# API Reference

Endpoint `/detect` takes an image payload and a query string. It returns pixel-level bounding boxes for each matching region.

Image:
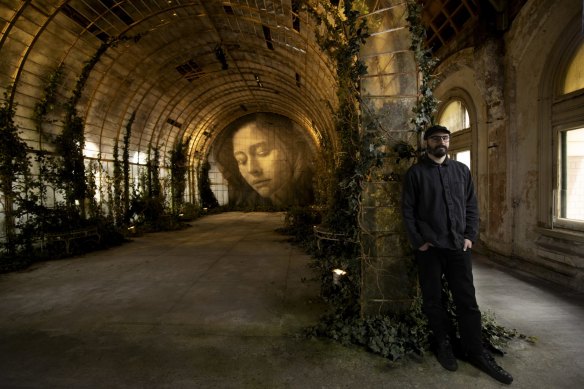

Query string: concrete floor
[0,212,583,389]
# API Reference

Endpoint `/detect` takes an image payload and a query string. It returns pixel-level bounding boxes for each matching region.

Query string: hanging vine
[112,133,122,225]
[198,158,219,209]
[405,0,439,148]
[33,64,64,142]
[170,136,189,214]
[292,0,531,362]
[122,112,133,224]
[301,0,372,341]
[304,0,369,241]
[54,42,110,215]
[113,112,135,226]
[0,89,31,258]
[53,34,143,219]
[27,65,66,243]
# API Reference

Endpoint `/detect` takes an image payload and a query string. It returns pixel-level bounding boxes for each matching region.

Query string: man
[401,124,513,385]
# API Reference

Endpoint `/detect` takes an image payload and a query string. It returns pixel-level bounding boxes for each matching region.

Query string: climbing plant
[290,0,532,362]
[54,42,112,215]
[113,112,135,226]
[52,34,142,220]
[122,112,133,224]
[112,132,123,225]
[198,159,219,209]
[405,0,439,147]
[146,143,161,199]
[33,64,64,143]
[32,64,64,211]
[170,136,189,214]
[0,89,31,257]
[305,0,369,241]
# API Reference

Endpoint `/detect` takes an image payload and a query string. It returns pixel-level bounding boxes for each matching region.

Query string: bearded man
[401,125,513,385]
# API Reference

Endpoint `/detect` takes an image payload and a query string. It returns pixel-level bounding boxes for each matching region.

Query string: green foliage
[198,159,219,209]
[178,202,205,221]
[287,2,531,365]
[113,112,135,226]
[33,64,64,134]
[405,0,439,140]
[54,113,86,207]
[279,206,322,251]
[85,160,102,218]
[308,295,430,361]
[0,34,149,269]
[53,35,141,214]
[122,112,133,224]
[146,143,161,198]
[0,89,32,256]
[170,136,189,213]
[53,41,112,211]
[112,134,123,225]
[481,310,536,354]
[32,65,65,211]
[305,0,370,240]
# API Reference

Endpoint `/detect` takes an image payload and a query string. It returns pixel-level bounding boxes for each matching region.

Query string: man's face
[426,132,450,158]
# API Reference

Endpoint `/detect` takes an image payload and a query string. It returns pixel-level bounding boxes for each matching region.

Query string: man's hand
[419,242,432,251]
[463,239,473,251]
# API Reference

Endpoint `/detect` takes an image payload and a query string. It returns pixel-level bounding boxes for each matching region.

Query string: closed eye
[253,142,271,156]
[234,152,247,165]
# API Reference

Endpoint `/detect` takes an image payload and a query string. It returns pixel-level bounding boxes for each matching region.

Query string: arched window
[439,99,470,133]
[562,40,584,94]
[438,98,472,169]
[551,38,584,228]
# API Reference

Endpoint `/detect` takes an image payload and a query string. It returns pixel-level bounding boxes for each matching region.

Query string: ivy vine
[113,112,134,226]
[170,136,190,214]
[304,0,369,242]
[0,89,31,258]
[405,0,439,147]
[290,0,531,363]
[198,159,219,209]
[54,34,143,217]
[122,112,133,224]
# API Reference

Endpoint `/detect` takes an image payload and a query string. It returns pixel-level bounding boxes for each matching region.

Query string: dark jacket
[401,154,479,250]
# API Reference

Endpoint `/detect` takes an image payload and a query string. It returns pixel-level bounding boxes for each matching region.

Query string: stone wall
[358,1,419,315]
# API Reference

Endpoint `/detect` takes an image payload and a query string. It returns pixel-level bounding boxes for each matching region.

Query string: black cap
[423,125,451,140]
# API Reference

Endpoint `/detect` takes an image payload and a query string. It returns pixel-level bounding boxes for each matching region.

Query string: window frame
[436,93,476,173]
[551,111,584,231]
[539,23,584,233]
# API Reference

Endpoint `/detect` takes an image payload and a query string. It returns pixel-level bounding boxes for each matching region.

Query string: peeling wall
[435,0,584,291]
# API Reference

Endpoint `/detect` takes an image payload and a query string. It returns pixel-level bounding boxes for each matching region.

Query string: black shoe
[468,351,513,385]
[434,339,458,371]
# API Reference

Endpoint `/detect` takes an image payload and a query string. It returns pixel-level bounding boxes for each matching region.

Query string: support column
[359,1,419,315]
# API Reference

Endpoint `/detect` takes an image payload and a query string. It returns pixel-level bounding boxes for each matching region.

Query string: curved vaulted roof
[1,0,338,167]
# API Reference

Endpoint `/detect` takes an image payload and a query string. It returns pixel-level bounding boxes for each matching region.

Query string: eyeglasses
[428,135,450,142]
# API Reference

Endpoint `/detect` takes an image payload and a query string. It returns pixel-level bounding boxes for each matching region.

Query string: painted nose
[247,157,261,175]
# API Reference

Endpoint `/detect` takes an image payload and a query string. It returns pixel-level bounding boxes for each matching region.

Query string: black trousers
[415,247,483,356]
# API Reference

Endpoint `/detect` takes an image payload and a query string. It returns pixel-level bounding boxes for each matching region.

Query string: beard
[427,144,448,158]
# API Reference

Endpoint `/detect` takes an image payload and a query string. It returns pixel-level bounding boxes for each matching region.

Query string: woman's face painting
[232,122,292,199]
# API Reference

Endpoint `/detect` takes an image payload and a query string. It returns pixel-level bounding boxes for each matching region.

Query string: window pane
[563,41,584,94]
[560,128,584,221]
[438,99,469,133]
[455,149,471,170]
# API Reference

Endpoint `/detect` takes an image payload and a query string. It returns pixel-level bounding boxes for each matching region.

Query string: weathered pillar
[474,38,510,253]
[359,1,419,315]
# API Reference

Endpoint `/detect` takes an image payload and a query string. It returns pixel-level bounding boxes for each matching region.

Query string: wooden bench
[44,227,101,255]
[313,225,357,251]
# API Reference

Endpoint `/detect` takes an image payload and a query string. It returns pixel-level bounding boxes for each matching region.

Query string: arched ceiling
[0,0,339,166]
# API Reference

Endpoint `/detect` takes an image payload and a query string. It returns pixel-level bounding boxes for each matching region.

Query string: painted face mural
[213,113,316,208]
[232,122,293,201]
